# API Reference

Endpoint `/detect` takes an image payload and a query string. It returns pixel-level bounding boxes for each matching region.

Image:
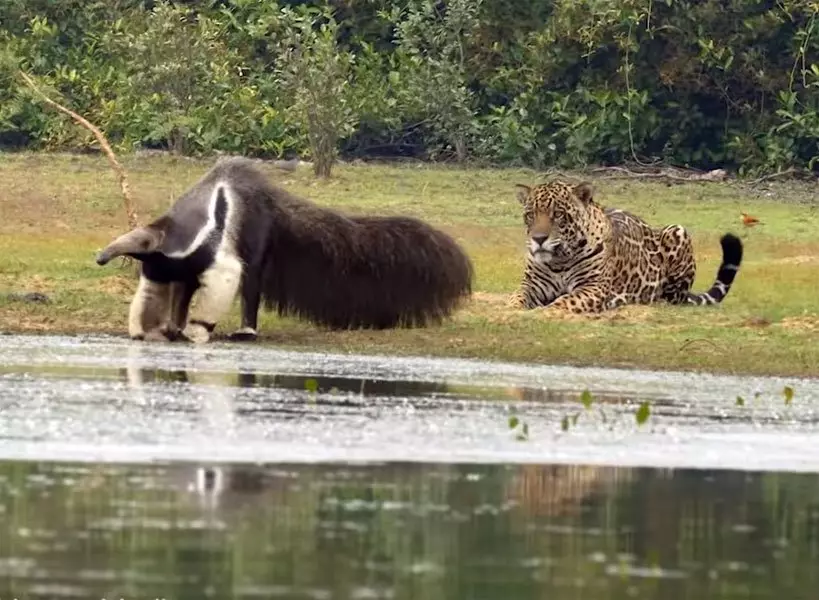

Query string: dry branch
[588,165,725,182]
[18,71,139,229]
[746,167,797,186]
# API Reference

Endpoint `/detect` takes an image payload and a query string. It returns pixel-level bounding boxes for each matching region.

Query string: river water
[0,334,816,598]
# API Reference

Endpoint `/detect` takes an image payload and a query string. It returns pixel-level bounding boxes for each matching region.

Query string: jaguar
[508,180,743,313]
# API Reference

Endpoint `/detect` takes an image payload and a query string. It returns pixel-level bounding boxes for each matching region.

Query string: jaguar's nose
[532,234,548,246]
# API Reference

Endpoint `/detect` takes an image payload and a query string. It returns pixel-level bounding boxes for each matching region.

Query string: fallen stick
[746,167,797,186]
[18,70,139,229]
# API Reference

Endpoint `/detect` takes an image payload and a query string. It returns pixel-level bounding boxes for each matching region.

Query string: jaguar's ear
[573,182,594,204]
[514,184,531,205]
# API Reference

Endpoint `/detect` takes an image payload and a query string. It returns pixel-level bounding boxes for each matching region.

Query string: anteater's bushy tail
[254,186,474,329]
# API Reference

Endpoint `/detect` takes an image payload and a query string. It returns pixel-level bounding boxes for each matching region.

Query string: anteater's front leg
[156,281,198,341]
[182,254,243,344]
[128,275,172,340]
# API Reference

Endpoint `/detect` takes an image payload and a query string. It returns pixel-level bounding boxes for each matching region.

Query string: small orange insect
[740,212,761,227]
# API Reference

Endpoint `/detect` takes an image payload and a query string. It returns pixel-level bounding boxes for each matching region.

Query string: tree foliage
[1,0,818,176]
[272,4,357,177]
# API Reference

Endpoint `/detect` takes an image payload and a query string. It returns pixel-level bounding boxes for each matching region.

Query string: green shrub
[1,0,817,175]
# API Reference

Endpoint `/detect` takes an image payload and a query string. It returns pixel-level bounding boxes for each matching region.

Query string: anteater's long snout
[96,227,162,266]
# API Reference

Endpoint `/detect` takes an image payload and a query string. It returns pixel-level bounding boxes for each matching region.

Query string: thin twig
[746,167,797,186]
[19,70,139,229]
[588,165,708,182]
[678,338,720,353]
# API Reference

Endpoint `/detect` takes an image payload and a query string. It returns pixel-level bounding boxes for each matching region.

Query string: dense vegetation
[1,0,818,176]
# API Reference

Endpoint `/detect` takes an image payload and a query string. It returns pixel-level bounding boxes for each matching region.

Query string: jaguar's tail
[685,233,743,305]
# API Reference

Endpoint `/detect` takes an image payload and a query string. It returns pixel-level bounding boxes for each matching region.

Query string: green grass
[1,151,818,377]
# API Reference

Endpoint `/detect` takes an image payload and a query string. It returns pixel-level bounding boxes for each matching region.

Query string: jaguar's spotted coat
[509,180,743,313]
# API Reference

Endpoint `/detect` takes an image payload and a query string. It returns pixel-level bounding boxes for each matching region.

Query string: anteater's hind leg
[228,230,271,343]
[658,225,697,304]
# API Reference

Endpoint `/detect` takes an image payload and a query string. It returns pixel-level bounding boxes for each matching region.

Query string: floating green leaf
[635,401,651,425]
[783,385,794,405]
[736,396,745,407]
[580,389,594,410]
[508,412,530,440]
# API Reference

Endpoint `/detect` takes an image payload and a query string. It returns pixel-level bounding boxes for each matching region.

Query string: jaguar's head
[514,180,597,266]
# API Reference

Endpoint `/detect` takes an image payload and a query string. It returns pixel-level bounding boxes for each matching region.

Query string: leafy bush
[271,4,358,177]
[383,0,483,162]
[1,0,817,175]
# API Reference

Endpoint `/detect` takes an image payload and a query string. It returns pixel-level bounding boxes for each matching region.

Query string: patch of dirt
[778,316,819,331]
[462,292,658,325]
[525,308,622,323]
[470,291,510,306]
[0,307,122,334]
[770,255,819,266]
[94,274,138,296]
[0,274,54,293]
[740,316,773,328]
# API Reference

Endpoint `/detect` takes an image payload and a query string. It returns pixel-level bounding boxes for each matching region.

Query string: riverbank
[1,151,817,377]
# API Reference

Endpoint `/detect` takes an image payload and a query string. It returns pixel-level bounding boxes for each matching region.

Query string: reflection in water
[123,364,456,399]
[508,464,631,518]
[118,342,619,408]
[0,461,817,599]
[122,340,455,397]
